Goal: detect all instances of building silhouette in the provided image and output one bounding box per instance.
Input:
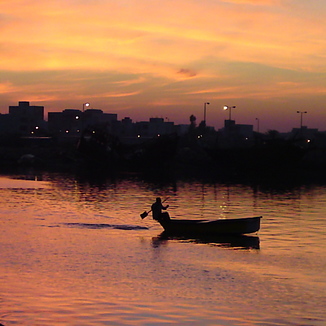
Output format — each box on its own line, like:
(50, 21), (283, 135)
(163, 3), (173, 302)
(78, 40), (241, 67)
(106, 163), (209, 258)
(48, 109), (117, 137)
(0, 101), (45, 135)
(3, 100), (323, 151)
(218, 120), (254, 148)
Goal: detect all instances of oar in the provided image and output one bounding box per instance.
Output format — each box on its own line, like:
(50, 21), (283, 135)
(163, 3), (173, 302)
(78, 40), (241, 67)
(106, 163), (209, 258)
(140, 197), (169, 219)
(140, 209), (151, 219)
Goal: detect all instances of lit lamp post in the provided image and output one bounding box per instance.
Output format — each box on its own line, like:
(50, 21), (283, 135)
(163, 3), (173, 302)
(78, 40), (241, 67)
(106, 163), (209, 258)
(297, 111), (307, 129)
(83, 102), (90, 112)
(223, 105), (236, 120)
(203, 102), (210, 125)
(82, 102), (90, 131)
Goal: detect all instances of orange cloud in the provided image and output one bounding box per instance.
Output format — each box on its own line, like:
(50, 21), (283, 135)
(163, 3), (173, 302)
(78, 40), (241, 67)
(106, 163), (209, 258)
(0, 82), (16, 94)
(1, 0), (325, 75)
(1, 0), (326, 131)
(221, 0), (281, 4)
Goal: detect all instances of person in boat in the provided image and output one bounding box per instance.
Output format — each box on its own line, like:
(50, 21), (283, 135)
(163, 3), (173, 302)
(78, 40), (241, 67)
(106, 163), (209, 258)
(151, 197), (170, 221)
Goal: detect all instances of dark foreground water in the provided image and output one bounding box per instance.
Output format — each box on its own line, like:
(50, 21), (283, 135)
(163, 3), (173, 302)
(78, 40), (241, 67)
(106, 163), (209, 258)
(0, 171), (325, 326)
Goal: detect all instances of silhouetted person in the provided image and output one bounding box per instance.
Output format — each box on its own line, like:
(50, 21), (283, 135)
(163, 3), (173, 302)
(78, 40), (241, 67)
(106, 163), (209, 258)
(151, 197), (170, 221)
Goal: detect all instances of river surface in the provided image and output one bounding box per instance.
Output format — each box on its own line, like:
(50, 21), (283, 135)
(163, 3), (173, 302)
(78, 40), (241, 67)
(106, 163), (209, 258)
(0, 171), (325, 326)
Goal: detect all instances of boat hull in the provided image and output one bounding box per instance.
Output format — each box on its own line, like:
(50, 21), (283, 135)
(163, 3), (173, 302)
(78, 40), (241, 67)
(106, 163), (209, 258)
(158, 216), (262, 235)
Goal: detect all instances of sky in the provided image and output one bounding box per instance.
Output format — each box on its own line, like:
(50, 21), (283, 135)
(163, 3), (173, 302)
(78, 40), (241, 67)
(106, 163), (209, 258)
(1, 0), (326, 132)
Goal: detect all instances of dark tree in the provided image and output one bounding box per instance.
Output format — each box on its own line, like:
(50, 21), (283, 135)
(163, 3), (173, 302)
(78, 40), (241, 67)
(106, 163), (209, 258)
(190, 114), (196, 127)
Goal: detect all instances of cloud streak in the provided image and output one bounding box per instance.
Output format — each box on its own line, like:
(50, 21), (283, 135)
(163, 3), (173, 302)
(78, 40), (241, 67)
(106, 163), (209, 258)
(1, 0), (326, 131)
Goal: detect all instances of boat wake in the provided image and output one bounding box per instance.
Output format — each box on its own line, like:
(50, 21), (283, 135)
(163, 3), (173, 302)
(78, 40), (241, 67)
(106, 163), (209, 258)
(62, 222), (149, 231)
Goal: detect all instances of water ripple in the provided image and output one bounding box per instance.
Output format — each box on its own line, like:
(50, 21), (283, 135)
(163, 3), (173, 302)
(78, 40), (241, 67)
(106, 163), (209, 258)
(62, 222), (149, 231)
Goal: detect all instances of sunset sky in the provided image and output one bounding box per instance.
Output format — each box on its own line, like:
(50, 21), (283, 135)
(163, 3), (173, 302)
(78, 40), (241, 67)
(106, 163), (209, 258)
(1, 0), (326, 132)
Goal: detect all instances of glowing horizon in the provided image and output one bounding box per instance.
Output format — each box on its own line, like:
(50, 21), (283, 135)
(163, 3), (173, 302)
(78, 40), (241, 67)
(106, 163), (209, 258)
(1, 0), (325, 132)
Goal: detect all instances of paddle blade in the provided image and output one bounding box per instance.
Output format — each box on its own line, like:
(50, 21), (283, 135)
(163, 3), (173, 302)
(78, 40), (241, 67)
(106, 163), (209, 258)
(140, 211), (148, 219)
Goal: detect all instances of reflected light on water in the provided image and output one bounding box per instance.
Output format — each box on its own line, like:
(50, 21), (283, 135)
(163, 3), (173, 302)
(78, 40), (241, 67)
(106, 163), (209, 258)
(0, 173), (325, 325)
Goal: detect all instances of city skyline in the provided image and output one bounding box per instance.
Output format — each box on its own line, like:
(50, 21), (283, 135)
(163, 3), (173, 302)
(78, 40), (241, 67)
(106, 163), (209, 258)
(1, 101), (320, 135)
(1, 1), (326, 132)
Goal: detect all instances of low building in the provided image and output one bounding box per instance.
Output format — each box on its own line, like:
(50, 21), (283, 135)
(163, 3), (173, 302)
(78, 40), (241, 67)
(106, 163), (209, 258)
(0, 114), (12, 135)
(135, 118), (175, 138)
(48, 109), (118, 137)
(218, 120), (254, 148)
(115, 117), (176, 144)
(289, 126), (319, 140)
(83, 109), (117, 133)
(48, 109), (83, 136)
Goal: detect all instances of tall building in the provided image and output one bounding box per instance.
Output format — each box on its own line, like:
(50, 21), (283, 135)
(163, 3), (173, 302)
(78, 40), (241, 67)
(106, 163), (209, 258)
(8, 101), (45, 135)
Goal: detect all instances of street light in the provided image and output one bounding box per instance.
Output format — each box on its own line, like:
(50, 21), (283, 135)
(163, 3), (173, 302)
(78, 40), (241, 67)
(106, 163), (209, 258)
(83, 102), (90, 112)
(81, 103), (90, 132)
(223, 105), (236, 120)
(203, 102), (210, 125)
(297, 111), (307, 129)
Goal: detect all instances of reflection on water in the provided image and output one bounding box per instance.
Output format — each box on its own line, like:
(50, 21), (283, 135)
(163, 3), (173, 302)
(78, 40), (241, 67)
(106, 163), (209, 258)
(0, 172), (325, 326)
(152, 233), (260, 250)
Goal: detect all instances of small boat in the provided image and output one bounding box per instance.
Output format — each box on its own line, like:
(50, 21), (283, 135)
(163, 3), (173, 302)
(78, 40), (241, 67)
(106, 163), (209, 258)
(157, 216), (262, 236)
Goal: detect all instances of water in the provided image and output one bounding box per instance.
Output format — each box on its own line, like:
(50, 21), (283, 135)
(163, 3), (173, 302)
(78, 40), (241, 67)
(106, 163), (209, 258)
(0, 171), (325, 326)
